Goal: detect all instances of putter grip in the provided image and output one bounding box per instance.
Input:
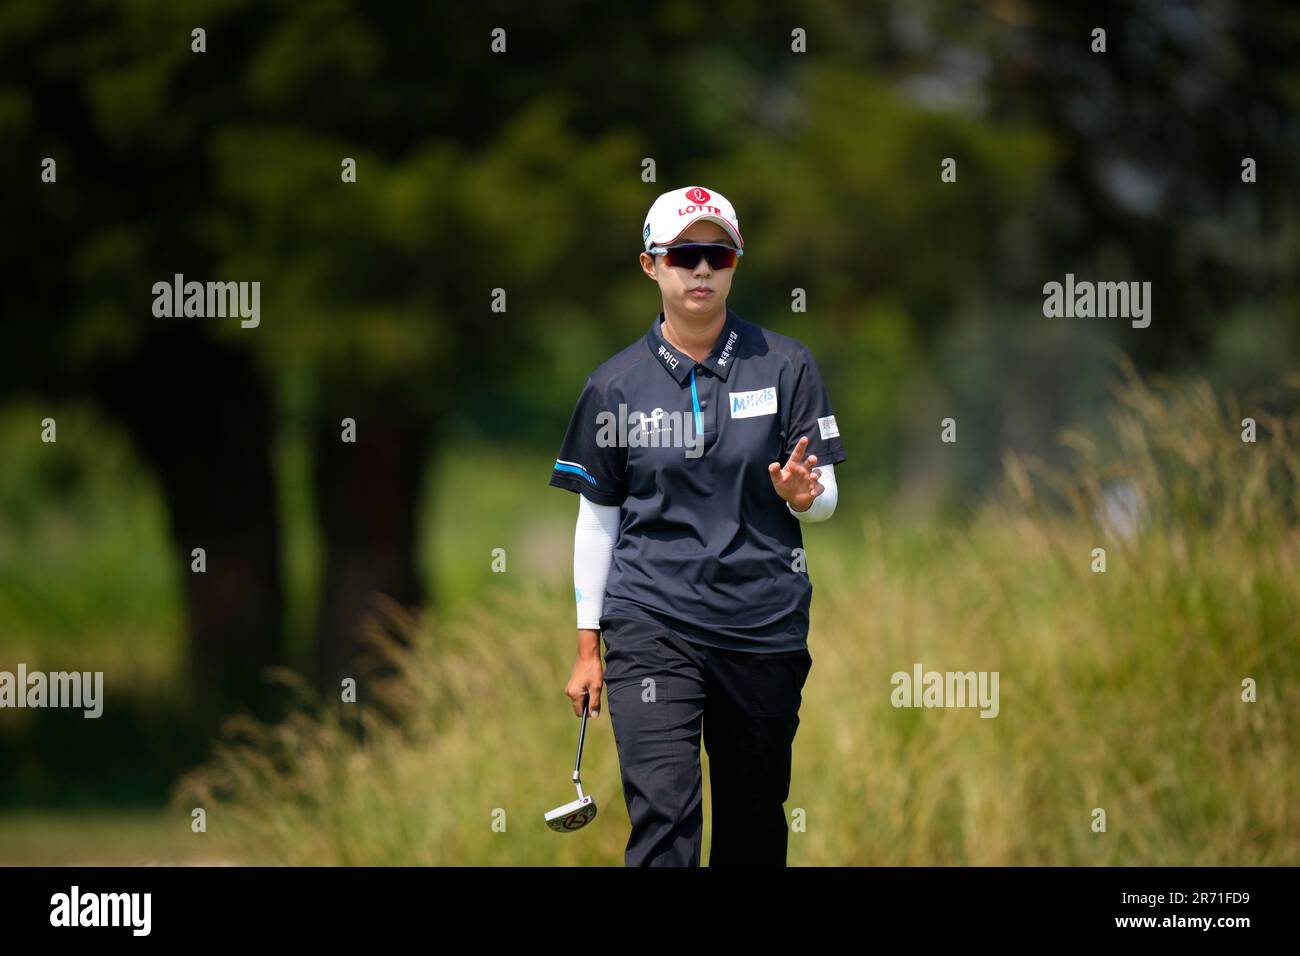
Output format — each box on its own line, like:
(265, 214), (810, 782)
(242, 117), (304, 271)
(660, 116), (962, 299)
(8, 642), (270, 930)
(573, 692), (589, 778)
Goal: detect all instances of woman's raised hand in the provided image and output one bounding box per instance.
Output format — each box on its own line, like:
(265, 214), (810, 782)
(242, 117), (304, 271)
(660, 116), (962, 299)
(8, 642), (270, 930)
(768, 435), (823, 512)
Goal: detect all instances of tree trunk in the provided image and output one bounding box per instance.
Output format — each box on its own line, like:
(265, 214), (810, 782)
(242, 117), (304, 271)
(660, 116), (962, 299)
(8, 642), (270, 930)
(311, 410), (428, 699)
(94, 329), (286, 730)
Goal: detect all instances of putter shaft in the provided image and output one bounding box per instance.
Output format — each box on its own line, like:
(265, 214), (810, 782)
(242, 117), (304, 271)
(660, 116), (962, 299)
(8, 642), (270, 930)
(573, 692), (589, 785)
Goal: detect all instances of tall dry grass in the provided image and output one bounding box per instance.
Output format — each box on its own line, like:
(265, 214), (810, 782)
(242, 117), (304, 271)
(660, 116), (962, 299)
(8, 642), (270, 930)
(175, 368), (1300, 864)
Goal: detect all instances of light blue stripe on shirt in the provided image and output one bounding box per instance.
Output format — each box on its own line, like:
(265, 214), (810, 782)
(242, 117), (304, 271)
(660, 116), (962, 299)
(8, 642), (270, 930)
(554, 459), (597, 486)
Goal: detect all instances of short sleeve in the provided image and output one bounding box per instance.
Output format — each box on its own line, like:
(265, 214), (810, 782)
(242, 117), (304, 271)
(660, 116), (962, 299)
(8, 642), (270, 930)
(784, 346), (846, 467)
(548, 376), (628, 506)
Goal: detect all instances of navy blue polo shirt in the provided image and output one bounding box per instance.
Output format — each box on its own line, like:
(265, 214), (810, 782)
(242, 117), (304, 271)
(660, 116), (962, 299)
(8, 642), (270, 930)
(548, 306), (846, 653)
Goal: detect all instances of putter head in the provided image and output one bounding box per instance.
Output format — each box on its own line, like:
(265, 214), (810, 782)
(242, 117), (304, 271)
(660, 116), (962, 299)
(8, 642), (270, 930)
(544, 795), (597, 832)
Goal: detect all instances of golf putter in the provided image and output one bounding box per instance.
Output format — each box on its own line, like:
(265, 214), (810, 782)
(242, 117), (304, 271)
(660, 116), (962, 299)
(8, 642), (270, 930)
(544, 691), (598, 832)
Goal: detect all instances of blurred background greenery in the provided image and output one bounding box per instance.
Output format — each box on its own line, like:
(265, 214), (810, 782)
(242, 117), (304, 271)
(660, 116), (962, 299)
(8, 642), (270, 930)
(1, 0), (1297, 863)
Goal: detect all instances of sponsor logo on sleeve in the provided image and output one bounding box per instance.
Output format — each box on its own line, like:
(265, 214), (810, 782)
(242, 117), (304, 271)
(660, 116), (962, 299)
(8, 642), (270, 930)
(817, 415), (840, 439)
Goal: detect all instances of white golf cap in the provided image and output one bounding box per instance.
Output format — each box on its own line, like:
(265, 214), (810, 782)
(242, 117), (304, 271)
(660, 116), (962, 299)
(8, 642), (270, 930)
(642, 185), (744, 251)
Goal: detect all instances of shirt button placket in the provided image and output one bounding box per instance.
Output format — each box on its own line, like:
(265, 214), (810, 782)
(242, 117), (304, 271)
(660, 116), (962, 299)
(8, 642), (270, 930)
(698, 370), (716, 445)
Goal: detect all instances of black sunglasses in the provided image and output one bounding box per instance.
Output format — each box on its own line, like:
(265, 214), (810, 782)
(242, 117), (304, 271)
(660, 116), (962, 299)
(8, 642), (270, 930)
(647, 242), (743, 270)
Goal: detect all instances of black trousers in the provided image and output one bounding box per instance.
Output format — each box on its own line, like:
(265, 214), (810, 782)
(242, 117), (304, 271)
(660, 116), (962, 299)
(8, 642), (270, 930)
(600, 616), (813, 867)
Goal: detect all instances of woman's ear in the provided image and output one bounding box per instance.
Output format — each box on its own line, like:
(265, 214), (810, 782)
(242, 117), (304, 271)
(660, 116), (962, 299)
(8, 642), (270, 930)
(640, 252), (659, 279)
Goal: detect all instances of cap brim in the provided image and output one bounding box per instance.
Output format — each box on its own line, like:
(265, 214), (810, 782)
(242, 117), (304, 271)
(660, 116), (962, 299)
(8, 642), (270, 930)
(664, 213), (744, 249)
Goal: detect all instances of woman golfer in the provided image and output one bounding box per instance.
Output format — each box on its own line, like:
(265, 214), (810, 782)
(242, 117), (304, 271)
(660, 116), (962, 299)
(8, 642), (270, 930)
(549, 185), (845, 866)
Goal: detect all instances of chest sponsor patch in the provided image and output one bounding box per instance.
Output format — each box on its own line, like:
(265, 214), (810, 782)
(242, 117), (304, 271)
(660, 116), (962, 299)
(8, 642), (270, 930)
(729, 386), (778, 419)
(818, 415), (840, 439)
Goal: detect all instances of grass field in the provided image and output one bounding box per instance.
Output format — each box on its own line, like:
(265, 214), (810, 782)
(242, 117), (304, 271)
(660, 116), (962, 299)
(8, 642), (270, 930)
(3, 372), (1297, 864)
(170, 372), (1300, 865)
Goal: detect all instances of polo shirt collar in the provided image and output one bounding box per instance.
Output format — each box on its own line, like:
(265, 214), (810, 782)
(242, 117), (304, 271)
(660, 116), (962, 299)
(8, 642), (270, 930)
(646, 307), (742, 383)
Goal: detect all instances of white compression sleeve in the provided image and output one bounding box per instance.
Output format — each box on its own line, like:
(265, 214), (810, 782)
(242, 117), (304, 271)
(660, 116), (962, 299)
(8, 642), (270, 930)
(787, 462), (838, 523)
(574, 493), (620, 629)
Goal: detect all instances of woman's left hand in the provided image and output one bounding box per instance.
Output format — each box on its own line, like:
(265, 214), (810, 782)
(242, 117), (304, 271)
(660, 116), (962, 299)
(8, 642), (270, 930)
(768, 435), (823, 513)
